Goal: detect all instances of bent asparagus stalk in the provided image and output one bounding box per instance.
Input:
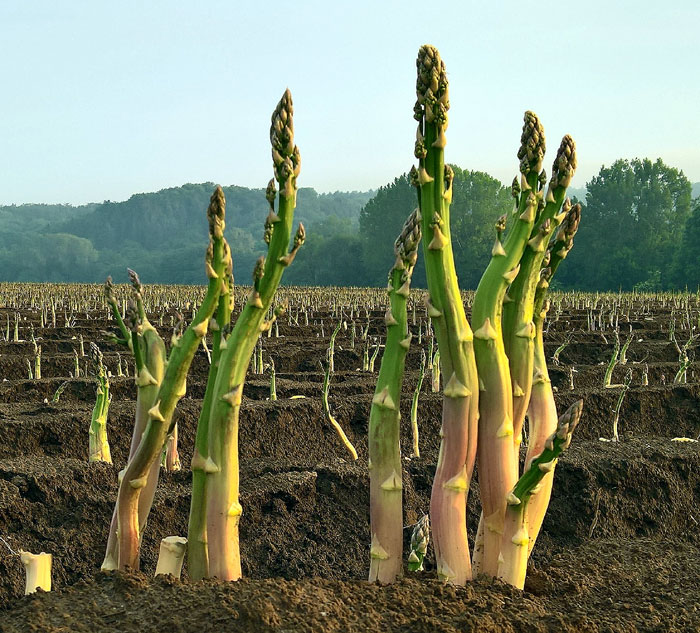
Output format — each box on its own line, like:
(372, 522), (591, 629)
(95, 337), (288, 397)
(368, 208), (421, 584)
(413, 45), (479, 584)
(114, 188), (229, 570)
(498, 400), (583, 588)
(204, 90), (304, 581)
(522, 201), (582, 557)
(471, 111), (545, 577)
(102, 277), (166, 570)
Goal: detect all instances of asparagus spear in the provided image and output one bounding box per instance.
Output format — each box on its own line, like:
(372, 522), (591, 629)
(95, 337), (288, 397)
(498, 399), (583, 589)
(503, 136), (577, 451)
(187, 254), (233, 581)
(471, 111), (544, 577)
(412, 45), (479, 584)
(203, 90), (304, 580)
(368, 208), (421, 584)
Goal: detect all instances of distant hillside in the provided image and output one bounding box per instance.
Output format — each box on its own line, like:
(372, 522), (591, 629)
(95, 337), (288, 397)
(692, 182), (700, 199)
(0, 202), (96, 234)
(0, 183), (373, 284)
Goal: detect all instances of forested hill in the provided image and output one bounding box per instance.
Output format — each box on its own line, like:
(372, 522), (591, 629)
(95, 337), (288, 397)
(0, 184), (372, 284)
(0, 171), (698, 289)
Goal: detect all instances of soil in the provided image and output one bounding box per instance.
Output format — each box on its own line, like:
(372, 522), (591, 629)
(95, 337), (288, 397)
(1, 291), (699, 632)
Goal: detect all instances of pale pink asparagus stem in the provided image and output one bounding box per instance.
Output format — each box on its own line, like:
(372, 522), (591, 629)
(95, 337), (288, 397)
(524, 313), (559, 556)
(429, 394), (477, 584)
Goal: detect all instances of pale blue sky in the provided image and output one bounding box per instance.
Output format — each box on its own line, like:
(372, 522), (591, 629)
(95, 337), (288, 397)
(1, 0), (698, 205)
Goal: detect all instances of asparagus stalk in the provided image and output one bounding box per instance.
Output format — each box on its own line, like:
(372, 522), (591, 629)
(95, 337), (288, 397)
(368, 208), (421, 584)
(522, 201), (582, 559)
(187, 258), (233, 580)
(88, 343), (112, 464)
(102, 278), (166, 570)
(114, 189), (229, 571)
(498, 400), (582, 589)
(471, 111), (545, 577)
(410, 348), (426, 458)
(413, 45), (479, 584)
(321, 356), (358, 458)
(203, 90), (304, 580)
(502, 136), (577, 450)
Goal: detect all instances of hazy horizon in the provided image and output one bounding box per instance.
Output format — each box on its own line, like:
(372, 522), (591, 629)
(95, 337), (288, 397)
(1, 0), (699, 206)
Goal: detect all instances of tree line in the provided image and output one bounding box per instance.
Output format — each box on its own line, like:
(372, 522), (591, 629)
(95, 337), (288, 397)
(0, 160), (698, 290)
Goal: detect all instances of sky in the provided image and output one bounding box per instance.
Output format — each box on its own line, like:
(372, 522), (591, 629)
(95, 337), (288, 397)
(0, 0), (698, 205)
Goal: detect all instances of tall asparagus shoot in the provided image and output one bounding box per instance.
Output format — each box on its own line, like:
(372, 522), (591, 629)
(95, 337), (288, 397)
(471, 111), (544, 577)
(413, 45), (479, 584)
(112, 190), (230, 571)
(187, 238), (234, 581)
(368, 209), (421, 584)
(202, 90), (304, 581)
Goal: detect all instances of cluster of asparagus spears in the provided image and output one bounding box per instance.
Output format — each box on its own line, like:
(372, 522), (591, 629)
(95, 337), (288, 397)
(93, 46), (580, 592)
(100, 89), (303, 581)
(368, 45), (583, 589)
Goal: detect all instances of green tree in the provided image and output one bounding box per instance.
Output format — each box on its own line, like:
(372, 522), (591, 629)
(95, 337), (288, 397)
(284, 215), (368, 286)
(560, 158), (692, 290)
(358, 168), (511, 288)
(449, 167), (513, 289)
(672, 197), (700, 289)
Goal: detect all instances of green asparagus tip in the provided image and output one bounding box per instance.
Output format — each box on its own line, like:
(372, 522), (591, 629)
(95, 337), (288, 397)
(265, 178), (277, 207)
(554, 201), (581, 248)
(517, 111), (546, 176)
(495, 214), (507, 234)
(408, 514), (430, 572)
(124, 302), (139, 331)
(127, 268), (142, 294)
(415, 45), (449, 125)
(270, 89), (300, 194)
(104, 277), (115, 302)
(293, 222), (306, 248)
(511, 176), (520, 199)
(394, 208), (422, 269)
(550, 135), (577, 190)
(554, 399), (583, 449)
(207, 185), (226, 239)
